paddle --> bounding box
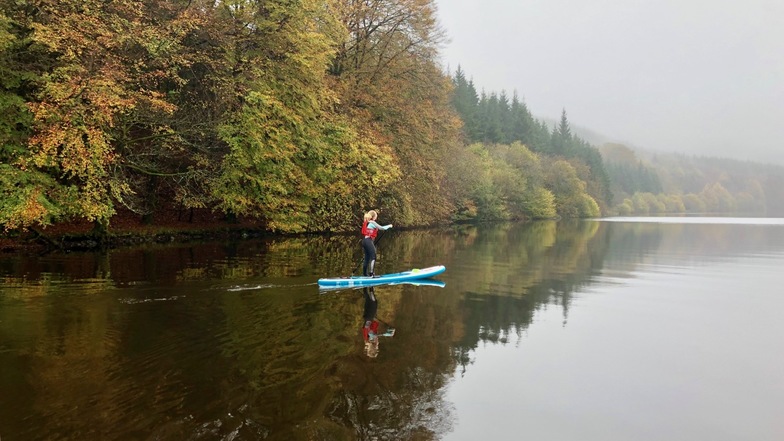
[350,229,387,276]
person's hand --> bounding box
[386,224,393,229]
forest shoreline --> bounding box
[0,206,474,255]
[0,207,284,255]
[0,207,538,255]
[0,224,275,255]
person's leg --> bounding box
[362,252,368,276]
[367,242,376,276]
[361,238,376,276]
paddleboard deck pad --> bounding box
[318,265,445,288]
[319,279,445,292]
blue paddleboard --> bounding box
[318,278,445,292]
[317,265,446,288]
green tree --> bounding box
[0,0,194,230]
[501,141,555,219]
[552,108,572,156]
[0,11,56,229]
[658,193,685,213]
[683,193,706,213]
[523,187,557,219]
[631,193,650,214]
[641,192,665,213]
[466,144,506,219]
[444,142,557,221]
[451,65,480,139]
[616,199,634,215]
[211,0,401,232]
[700,182,736,213]
[544,160,590,217]
[509,92,534,147]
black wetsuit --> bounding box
[361,236,376,276]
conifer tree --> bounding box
[451,65,479,139]
[509,92,534,146]
[552,108,572,156]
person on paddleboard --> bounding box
[362,286,395,358]
[361,210,392,277]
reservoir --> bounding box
[1,218,783,440]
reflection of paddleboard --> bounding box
[317,265,446,288]
[318,278,446,293]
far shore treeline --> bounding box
[2,0,783,237]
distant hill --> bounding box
[598,141,784,216]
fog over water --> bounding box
[435,0,784,165]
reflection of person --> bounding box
[362,286,395,358]
[361,210,392,277]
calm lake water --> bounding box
[1,218,783,440]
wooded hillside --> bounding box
[1,0,781,239]
[1,0,460,234]
[601,143,784,216]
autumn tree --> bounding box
[1,0,408,233]
[0,0,192,230]
[198,0,397,231]
[329,0,461,226]
[444,142,560,221]
[0,9,54,229]
[544,160,599,218]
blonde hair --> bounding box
[364,340,379,358]
[364,210,378,221]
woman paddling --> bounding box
[361,210,392,277]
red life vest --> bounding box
[362,220,378,239]
[363,320,380,341]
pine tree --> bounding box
[552,108,572,156]
[509,92,533,145]
[451,65,479,139]
[497,90,512,144]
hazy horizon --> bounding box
[435,0,784,166]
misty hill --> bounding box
[450,63,784,219]
[538,117,784,216]
[599,143,784,216]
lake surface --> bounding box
[1,218,783,440]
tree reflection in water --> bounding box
[9,220,778,439]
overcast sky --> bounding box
[434,0,784,165]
